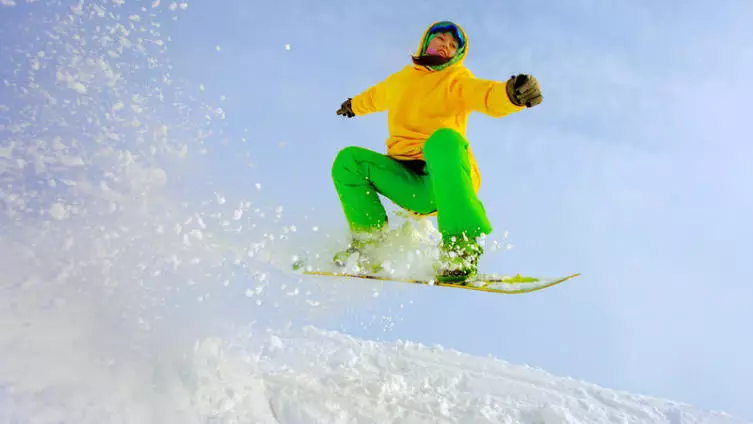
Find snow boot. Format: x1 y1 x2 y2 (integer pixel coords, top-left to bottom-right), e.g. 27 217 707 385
332 231 386 274
435 237 483 283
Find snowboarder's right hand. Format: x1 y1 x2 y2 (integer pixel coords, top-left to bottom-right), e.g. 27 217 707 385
337 98 355 118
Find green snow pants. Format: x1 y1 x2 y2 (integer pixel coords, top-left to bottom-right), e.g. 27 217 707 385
331 128 492 243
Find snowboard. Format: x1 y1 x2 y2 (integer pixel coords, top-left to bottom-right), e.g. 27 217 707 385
300 270 581 295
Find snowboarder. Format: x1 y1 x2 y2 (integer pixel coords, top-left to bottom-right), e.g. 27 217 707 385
331 20 543 282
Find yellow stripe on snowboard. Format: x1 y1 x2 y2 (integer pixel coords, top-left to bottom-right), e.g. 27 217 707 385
302 271 581 295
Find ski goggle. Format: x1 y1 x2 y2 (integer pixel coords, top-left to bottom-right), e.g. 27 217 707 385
427 21 466 49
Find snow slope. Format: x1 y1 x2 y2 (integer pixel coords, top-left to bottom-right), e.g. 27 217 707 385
0 304 747 424
192 326 749 424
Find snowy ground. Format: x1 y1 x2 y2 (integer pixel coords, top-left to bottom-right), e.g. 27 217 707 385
0 1 749 423
0 305 747 423
194 326 749 424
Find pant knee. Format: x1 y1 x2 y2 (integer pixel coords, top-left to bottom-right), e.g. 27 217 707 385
332 146 363 180
423 128 466 158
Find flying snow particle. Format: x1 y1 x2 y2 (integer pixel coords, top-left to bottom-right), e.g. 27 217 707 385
284 44 291 51
70 81 87 94
49 203 68 220
215 45 221 52
268 335 284 350
147 167 167 186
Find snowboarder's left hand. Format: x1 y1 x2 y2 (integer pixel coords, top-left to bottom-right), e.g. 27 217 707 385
506 74 542 108
337 98 355 118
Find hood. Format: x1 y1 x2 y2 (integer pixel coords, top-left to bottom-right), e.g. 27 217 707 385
415 21 468 71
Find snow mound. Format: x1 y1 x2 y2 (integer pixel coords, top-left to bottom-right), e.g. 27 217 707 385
1 320 745 424
185 326 748 424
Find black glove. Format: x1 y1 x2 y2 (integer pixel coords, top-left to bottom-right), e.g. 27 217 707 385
336 98 355 117
505 74 542 107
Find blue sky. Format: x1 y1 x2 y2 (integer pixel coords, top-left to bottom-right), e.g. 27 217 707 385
2 0 753 420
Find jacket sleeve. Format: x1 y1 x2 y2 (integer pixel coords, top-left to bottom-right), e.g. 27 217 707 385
350 75 393 116
451 72 525 118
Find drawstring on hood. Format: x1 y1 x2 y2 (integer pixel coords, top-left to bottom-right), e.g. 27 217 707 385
412 21 468 71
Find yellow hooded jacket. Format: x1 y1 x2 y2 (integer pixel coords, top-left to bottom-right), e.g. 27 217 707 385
349 21 525 192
